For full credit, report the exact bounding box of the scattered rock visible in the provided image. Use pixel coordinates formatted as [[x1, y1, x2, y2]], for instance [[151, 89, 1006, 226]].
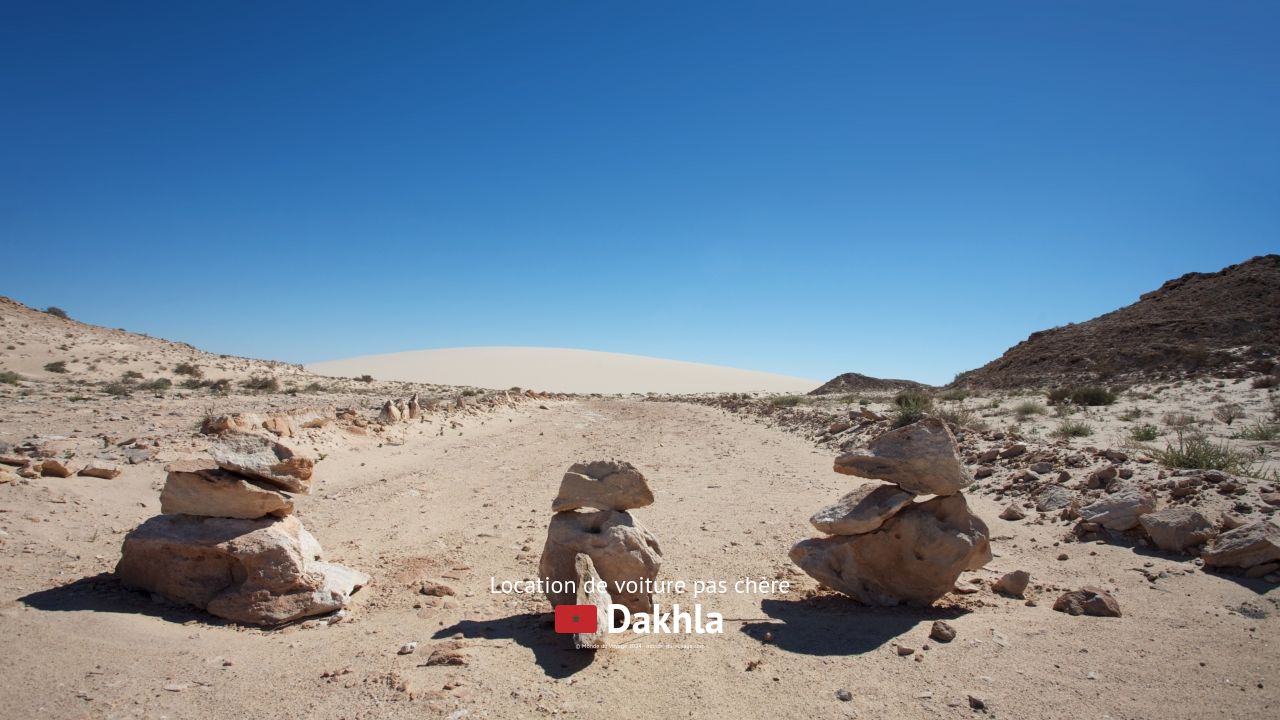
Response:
[[1078, 488, 1155, 531], [78, 461, 123, 479], [1202, 521, 1280, 571], [40, 459, 76, 478], [398, 642, 418, 655], [994, 570, 1031, 598], [929, 620, 956, 642], [1139, 507, 1215, 553], [423, 641, 468, 666], [159, 459, 293, 519], [1052, 587, 1121, 617], [999, 503, 1026, 521], [419, 580, 456, 597]]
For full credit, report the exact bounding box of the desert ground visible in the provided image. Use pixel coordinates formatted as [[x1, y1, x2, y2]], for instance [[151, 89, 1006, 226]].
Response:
[[1, 299, 1278, 719]]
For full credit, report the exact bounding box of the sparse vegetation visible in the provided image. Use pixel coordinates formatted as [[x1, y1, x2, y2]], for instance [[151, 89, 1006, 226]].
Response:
[[174, 362, 203, 378], [208, 378, 232, 394], [44, 306, 69, 319], [1013, 400, 1047, 419], [1069, 386, 1117, 406], [1236, 420, 1280, 442], [1118, 407, 1144, 421], [0, 370, 22, 385], [102, 381, 132, 397], [304, 381, 327, 393], [936, 388, 970, 402], [891, 389, 933, 427], [768, 395, 805, 408], [1251, 375, 1278, 389], [1053, 419, 1094, 438], [241, 375, 280, 392], [1046, 387, 1071, 406], [44, 360, 68, 373], [122, 370, 144, 380], [1212, 403, 1246, 426], [141, 377, 172, 393], [1148, 430, 1258, 474], [358, 374, 374, 383], [1163, 412, 1197, 429], [937, 404, 987, 431], [1129, 423, 1160, 442]]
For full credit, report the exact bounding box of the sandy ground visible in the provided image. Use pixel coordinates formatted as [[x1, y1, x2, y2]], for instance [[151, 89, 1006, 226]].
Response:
[[306, 347, 820, 394], [2, 398, 1277, 720]]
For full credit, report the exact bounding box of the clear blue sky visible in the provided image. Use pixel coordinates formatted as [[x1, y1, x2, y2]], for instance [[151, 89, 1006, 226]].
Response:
[[3, 2, 1277, 385]]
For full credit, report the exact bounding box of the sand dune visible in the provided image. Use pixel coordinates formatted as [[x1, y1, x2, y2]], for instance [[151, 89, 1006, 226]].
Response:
[[306, 347, 819, 394]]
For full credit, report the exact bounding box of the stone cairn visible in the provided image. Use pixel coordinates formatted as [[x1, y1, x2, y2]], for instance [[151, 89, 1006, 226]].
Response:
[[115, 432, 369, 625], [538, 460, 662, 648], [379, 393, 423, 424], [790, 417, 992, 606]]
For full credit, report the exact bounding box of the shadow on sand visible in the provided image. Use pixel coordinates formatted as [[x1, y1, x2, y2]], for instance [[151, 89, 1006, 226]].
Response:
[[434, 613, 594, 679], [17, 572, 235, 625], [739, 595, 970, 656]]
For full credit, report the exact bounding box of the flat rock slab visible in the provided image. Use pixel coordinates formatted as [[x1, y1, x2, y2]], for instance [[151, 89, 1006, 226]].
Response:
[[552, 460, 654, 512], [160, 458, 294, 519], [1139, 507, 1214, 553], [116, 514, 366, 626], [208, 433, 313, 494], [1202, 521, 1280, 570], [1053, 587, 1121, 617], [810, 483, 913, 535], [1079, 488, 1155, 531], [833, 418, 969, 496], [790, 493, 992, 606]]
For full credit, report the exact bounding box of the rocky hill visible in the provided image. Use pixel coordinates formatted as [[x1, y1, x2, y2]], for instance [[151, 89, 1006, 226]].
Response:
[[952, 254, 1280, 389], [808, 372, 929, 396]]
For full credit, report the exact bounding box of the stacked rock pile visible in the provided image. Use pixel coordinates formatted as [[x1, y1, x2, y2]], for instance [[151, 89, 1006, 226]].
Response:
[[115, 432, 368, 625], [538, 460, 662, 648], [790, 417, 992, 606]]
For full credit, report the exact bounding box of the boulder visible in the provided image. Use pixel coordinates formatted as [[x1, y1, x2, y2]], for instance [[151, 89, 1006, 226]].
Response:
[[552, 460, 654, 513], [999, 503, 1027, 521], [1202, 521, 1280, 570], [789, 494, 992, 606], [809, 483, 913, 535], [1078, 488, 1155, 531], [115, 514, 367, 625], [1034, 484, 1074, 512], [160, 459, 294, 519], [569, 553, 610, 649], [1138, 507, 1214, 553], [208, 433, 313, 494], [379, 401, 401, 424], [78, 461, 123, 479], [833, 418, 970, 496], [407, 394, 422, 420], [539, 509, 662, 613], [262, 416, 294, 438], [1052, 587, 1121, 617]]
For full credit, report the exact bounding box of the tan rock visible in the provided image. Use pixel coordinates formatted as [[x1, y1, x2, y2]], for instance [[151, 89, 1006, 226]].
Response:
[[1078, 488, 1155, 531], [115, 514, 368, 625], [78, 461, 123, 479], [789, 494, 992, 606], [569, 553, 611, 649], [1139, 507, 1214, 553], [833, 418, 969, 496], [0, 454, 28, 467], [160, 458, 294, 519], [0, 468, 15, 484], [1202, 521, 1280, 570], [552, 460, 654, 513], [40, 459, 76, 478], [994, 569, 1031, 598], [407, 394, 422, 419], [379, 400, 401, 424], [208, 433, 313, 494], [540, 509, 662, 613], [809, 483, 913, 535], [1052, 587, 1121, 617], [201, 414, 259, 435], [262, 416, 294, 437]]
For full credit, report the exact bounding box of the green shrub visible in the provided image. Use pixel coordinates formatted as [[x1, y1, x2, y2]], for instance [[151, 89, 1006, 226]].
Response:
[[936, 388, 970, 402], [1129, 423, 1160, 442], [1212, 403, 1246, 426], [1053, 419, 1094, 438], [45, 306, 68, 319], [174, 362, 203, 378], [1070, 386, 1116, 406], [0, 370, 21, 385], [241, 375, 279, 392], [141, 377, 172, 392], [892, 390, 933, 427], [937, 404, 987, 431], [1149, 431, 1258, 474], [1046, 387, 1071, 405], [44, 360, 68, 373], [769, 395, 805, 408]]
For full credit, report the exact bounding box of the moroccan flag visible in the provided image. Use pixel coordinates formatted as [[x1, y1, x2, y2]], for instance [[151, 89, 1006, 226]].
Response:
[[554, 604, 598, 634]]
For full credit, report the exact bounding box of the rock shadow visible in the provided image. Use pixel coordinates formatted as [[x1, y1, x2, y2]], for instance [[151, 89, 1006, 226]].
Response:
[[18, 572, 231, 625], [433, 612, 594, 678], [739, 595, 969, 656]]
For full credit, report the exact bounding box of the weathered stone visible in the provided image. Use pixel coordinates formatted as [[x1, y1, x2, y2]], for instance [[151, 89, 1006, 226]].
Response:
[[160, 458, 294, 519], [201, 414, 259, 435], [407, 394, 422, 420], [115, 514, 367, 625], [999, 503, 1027, 521], [208, 433, 313, 494], [1202, 521, 1280, 570], [1078, 488, 1155, 531], [569, 553, 610, 649], [1138, 507, 1214, 553], [78, 461, 123, 479], [810, 483, 913, 535], [40, 459, 76, 478], [379, 400, 401, 424], [1052, 587, 1121, 617], [789, 494, 992, 606], [539, 509, 662, 613], [929, 620, 956, 642], [262, 416, 293, 437], [1034, 485, 1074, 512], [552, 460, 654, 513], [994, 569, 1031, 598], [833, 418, 969, 496]]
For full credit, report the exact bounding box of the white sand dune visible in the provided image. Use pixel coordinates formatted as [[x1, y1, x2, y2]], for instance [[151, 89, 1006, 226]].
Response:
[[306, 346, 820, 394]]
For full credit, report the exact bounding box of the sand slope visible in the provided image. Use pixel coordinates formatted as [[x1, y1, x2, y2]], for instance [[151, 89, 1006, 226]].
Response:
[[306, 347, 820, 394]]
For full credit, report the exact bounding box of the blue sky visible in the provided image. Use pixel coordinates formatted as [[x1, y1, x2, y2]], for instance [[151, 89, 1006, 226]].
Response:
[[2, 2, 1277, 385]]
